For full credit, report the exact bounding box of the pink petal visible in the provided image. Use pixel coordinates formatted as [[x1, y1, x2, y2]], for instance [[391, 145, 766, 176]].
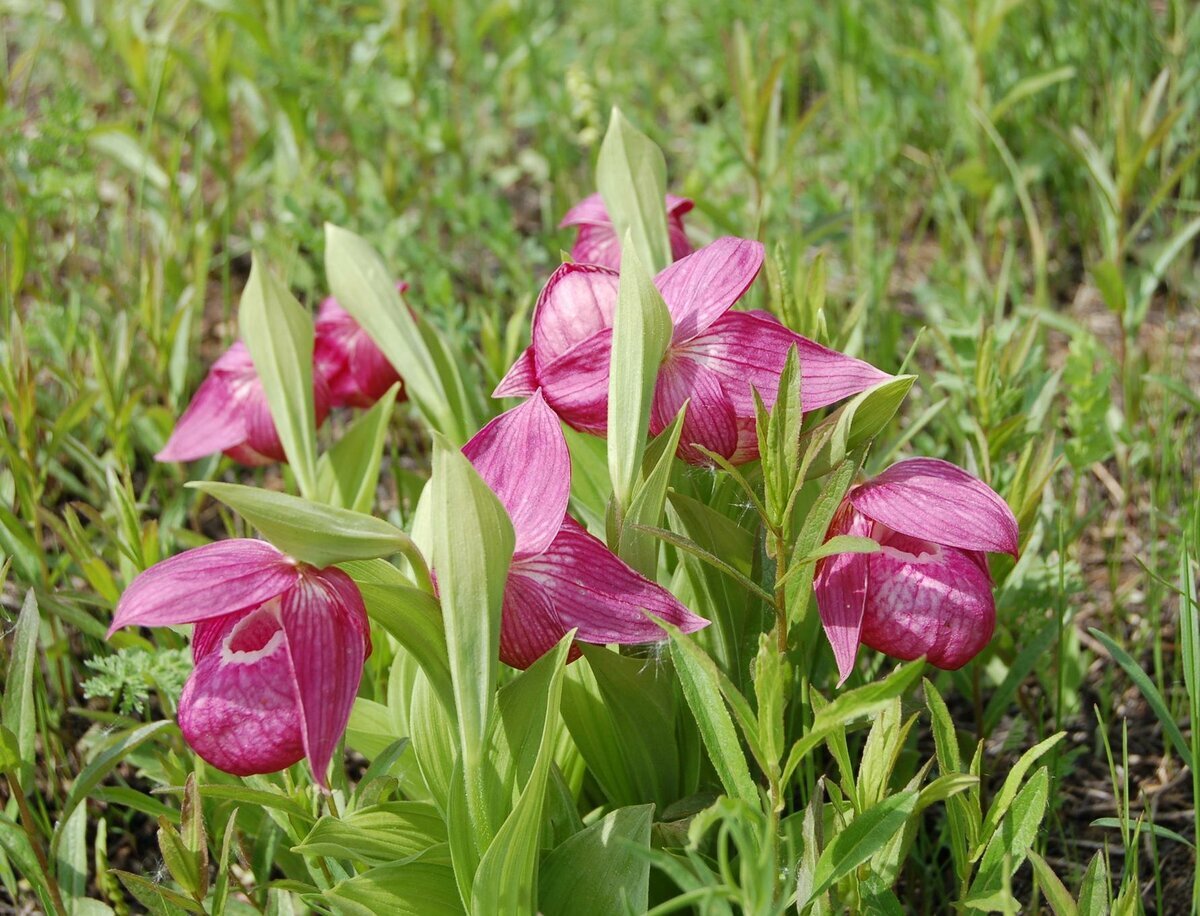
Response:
[[665, 194, 695, 218], [813, 505, 874, 685], [155, 362, 250, 463], [570, 224, 622, 271], [679, 310, 892, 418], [559, 193, 611, 228], [651, 354, 738, 464], [279, 568, 370, 786], [859, 541, 996, 670], [531, 263, 620, 365], [667, 212, 693, 263], [493, 347, 539, 399], [462, 391, 571, 560], [314, 297, 403, 409], [109, 540, 299, 636], [498, 571, 576, 670], [177, 600, 306, 777], [537, 328, 613, 436], [653, 238, 764, 343], [850, 458, 1019, 556], [518, 516, 708, 646]]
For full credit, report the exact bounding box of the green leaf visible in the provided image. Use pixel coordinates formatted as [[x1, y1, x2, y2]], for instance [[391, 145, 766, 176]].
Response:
[[617, 405, 686, 576], [429, 433, 515, 853], [1076, 851, 1109, 915], [53, 720, 174, 855], [803, 790, 919, 905], [181, 783, 313, 821], [970, 766, 1049, 895], [561, 644, 681, 809], [596, 108, 671, 272], [1092, 260, 1126, 314], [2, 590, 39, 785], [325, 224, 469, 443], [606, 237, 672, 514], [113, 870, 206, 914], [354, 578, 453, 717], [1028, 849, 1079, 916], [294, 802, 448, 865], [347, 698, 399, 760], [799, 535, 881, 564], [783, 661, 925, 784], [239, 257, 319, 497], [538, 805, 654, 916], [1090, 627, 1191, 768], [191, 481, 419, 568], [317, 383, 401, 512], [1090, 817, 1195, 848], [470, 636, 572, 915], [0, 727, 20, 773], [762, 345, 803, 525], [801, 375, 915, 479], [976, 732, 1065, 858], [667, 625, 760, 808], [324, 861, 465, 916]]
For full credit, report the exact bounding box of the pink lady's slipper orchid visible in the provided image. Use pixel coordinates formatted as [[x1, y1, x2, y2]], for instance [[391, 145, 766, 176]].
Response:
[[108, 540, 370, 785], [561, 192, 694, 270], [813, 458, 1019, 683], [461, 390, 707, 668], [314, 290, 406, 409], [494, 237, 891, 464], [156, 341, 332, 466]]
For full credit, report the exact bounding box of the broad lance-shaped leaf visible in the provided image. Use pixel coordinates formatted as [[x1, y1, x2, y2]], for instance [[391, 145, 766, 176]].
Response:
[[538, 805, 654, 916], [190, 481, 420, 569], [597, 108, 671, 273], [470, 636, 572, 914], [606, 235, 672, 516], [239, 257, 320, 497], [325, 224, 471, 444], [429, 434, 515, 854], [616, 405, 686, 577]]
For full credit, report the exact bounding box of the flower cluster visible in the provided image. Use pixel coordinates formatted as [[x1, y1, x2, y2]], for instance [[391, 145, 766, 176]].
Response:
[[114, 192, 1018, 784]]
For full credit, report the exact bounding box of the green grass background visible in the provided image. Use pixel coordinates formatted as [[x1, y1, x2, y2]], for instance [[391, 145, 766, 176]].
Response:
[[2, 0, 1198, 910]]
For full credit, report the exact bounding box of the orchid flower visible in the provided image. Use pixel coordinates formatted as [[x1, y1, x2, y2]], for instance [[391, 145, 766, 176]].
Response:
[[494, 237, 891, 464], [108, 540, 370, 785], [314, 290, 406, 409], [156, 341, 332, 466], [560, 192, 694, 270], [813, 458, 1019, 683], [461, 390, 707, 668]]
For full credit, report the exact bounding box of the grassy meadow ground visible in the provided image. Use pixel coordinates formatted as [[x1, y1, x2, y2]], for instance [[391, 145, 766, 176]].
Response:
[[2, 0, 1199, 911]]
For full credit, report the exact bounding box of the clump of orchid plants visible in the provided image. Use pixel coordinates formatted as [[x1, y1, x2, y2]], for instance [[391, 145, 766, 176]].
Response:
[[109, 110, 1049, 914]]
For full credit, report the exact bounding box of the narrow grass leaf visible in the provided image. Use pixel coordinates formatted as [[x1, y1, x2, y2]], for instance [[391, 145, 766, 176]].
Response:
[[2, 590, 39, 785], [667, 625, 760, 808]]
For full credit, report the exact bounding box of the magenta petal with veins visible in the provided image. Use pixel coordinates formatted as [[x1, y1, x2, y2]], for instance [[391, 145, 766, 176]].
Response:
[[560, 192, 693, 270], [109, 540, 370, 786], [814, 459, 1018, 682]]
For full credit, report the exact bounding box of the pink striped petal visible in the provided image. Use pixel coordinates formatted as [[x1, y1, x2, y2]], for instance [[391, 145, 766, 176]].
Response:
[[178, 600, 306, 777], [813, 506, 874, 685], [569, 223, 623, 271], [531, 263, 620, 365], [518, 517, 708, 646], [314, 296, 404, 409], [498, 571, 577, 669], [654, 238, 764, 343], [493, 347, 538, 398], [463, 391, 571, 560], [558, 192, 611, 228], [651, 354, 737, 464], [537, 328, 613, 436], [156, 365, 250, 463], [279, 569, 370, 786], [109, 540, 299, 636], [850, 458, 1019, 556], [860, 540, 995, 670], [679, 311, 893, 418]]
